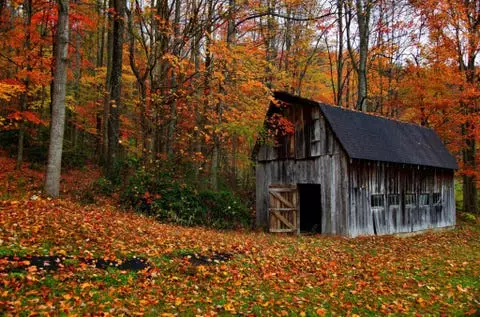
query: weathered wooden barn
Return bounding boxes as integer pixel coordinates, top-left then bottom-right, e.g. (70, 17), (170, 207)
(254, 92), (457, 237)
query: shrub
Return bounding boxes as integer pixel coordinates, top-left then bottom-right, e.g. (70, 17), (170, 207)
(93, 177), (114, 196)
(121, 171), (252, 229)
(459, 212), (478, 224)
(198, 190), (251, 229)
(62, 149), (90, 170)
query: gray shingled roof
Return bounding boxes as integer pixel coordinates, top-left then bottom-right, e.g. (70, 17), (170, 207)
(320, 103), (458, 169)
(271, 91), (458, 169)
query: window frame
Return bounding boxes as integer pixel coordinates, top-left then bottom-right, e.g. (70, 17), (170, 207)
(387, 194), (400, 206)
(419, 193), (430, 206)
(371, 194), (385, 208)
(404, 193), (416, 206)
(432, 193), (442, 205)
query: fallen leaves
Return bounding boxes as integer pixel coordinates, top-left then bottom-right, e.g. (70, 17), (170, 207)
(0, 156), (479, 315)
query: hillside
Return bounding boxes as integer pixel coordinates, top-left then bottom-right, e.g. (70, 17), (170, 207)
(0, 155), (479, 316)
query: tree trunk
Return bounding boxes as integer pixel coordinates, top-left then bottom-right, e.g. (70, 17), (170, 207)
(462, 52), (478, 213)
(166, 0), (182, 157)
(102, 0), (114, 165)
(105, 0), (125, 178)
(191, 0), (203, 180)
(356, 0), (370, 112)
(264, 0), (276, 89)
(45, 0), (69, 197)
(95, 0), (107, 158)
(336, 0), (344, 107)
(462, 135), (477, 213)
(16, 0), (32, 170)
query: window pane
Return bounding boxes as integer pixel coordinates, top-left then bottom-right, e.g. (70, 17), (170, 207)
(388, 194), (399, 206)
(432, 193), (441, 205)
(405, 194), (416, 205)
(371, 194), (384, 207)
(419, 194), (430, 206)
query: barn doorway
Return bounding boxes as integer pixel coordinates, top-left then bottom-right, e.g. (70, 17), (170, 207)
(298, 184), (322, 233)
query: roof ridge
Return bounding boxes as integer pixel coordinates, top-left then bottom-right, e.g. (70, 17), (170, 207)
(318, 103), (433, 131)
(273, 90), (430, 130)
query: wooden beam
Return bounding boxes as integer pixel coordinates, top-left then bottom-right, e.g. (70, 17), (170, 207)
(270, 228), (296, 233)
(271, 210), (296, 229)
(269, 191), (295, 208)
(269, 207), (296, 211)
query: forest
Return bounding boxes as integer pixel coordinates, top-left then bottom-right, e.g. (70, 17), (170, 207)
(0, 0), (478, 212)
(0, 0), (479, 315)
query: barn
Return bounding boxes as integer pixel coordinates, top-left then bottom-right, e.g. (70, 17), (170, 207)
(254, 92), (457, 237)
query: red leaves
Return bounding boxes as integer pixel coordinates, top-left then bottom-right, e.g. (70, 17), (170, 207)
(5, 111), (46, 126)
(0, 154), (479, 315)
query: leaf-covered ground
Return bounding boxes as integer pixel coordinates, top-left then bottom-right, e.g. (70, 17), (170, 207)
(0, 156), (479, 316)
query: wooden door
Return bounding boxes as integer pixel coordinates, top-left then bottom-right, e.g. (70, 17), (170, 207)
(268, 185), (299, 233)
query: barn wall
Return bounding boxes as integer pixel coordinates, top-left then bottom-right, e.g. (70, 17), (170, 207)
(256, 111), (350, 235)
(347, 161), (455, 237)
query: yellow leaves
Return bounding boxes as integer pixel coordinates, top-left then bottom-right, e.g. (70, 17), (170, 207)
(456, 284), (468, 293)
(223, 302), (236, 312)
(0, 157), (479, 316)
(27, 265), (37, 272)
(0, 81), (25, 102)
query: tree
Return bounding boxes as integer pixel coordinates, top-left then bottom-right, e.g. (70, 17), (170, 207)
(44, 0), (69, 197)
(412, 0), (479, 213)
(16, 0), (32, 169)
(105, 0), (125, 178)
(345, 0), (374, 111)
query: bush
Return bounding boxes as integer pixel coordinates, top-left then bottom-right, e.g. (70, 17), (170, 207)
(199, 191), (251, 228)
(459, 212), (478, 224)
(93, 177), (114, 196)
(62, 150), (90, 170)
(121, 171), (252, 229)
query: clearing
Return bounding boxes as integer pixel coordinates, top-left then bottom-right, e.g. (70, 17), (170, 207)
(0, 156), (479, 316)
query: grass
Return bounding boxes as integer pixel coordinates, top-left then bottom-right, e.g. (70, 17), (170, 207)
(0, 154), (479, 315)
(1, 200), (479, 316)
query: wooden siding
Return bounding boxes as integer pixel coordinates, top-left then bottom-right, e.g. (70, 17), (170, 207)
(347, 161), (455, 237)
(256, 111), (350, 235)
(255, 100), (456, 237)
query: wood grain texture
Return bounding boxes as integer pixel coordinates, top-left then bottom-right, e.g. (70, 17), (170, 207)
(255, 101), (456, 237)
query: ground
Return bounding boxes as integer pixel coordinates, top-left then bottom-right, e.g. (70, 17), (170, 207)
(0, 155), (479, 316)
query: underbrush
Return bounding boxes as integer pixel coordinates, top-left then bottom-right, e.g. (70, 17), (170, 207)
(120, 170), (252, 229)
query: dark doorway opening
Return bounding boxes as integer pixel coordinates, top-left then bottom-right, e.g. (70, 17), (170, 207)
(299, 184), (322, 233)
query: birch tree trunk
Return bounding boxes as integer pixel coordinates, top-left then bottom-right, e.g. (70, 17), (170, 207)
(44, 0), (69, 197)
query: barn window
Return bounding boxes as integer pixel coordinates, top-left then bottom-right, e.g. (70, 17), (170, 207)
(432, 193), (441, 205)
(404, 193), (416, 206)
(419, 193), (430, 206)
(388, 194), (399, 206)
(371, 194), (384, 208)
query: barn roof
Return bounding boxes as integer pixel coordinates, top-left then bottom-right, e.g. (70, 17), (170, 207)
(271, 91), (458, 169)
